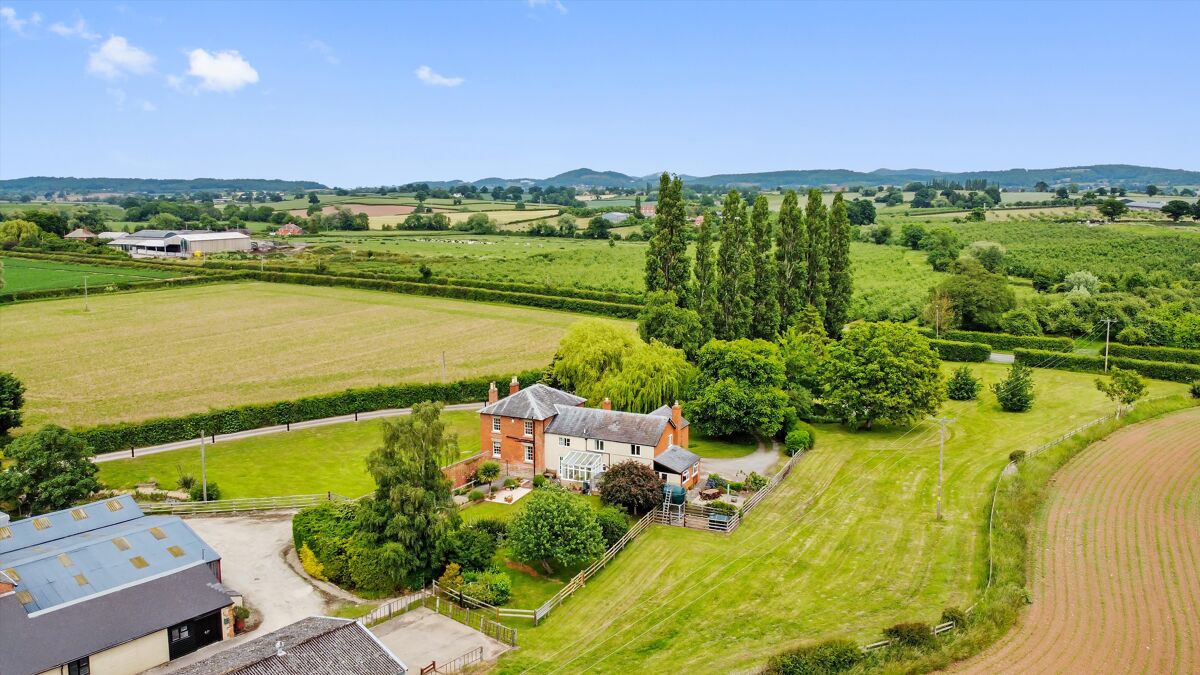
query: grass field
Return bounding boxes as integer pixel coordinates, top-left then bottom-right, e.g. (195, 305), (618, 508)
(1, 282), (628, 429)
(494, 364), (1189, 674)
(367, 208), (560, 230)
(96, 410), (483, 498)
(0, 256), (183, 292)
(688, 434), (757, 458)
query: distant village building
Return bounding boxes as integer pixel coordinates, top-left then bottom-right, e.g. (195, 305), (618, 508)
(600, 212), (630, 224)
(0, 495), (237, 675)
(63, 228), (96, 240)
(274, 222), (305, 236)
(640, 204), (657, 217)
(107, 230), (251, 258)
(1123, 200), (1167, 211)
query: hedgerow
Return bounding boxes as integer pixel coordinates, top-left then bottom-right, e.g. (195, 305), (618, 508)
(79, 370), (542, 454)
(1107, 343), (1200, 366)
(0, 273), (240, 304)
(920, 327), (1072, 353)
(929, 339), (990, 362)
(1013, 349), (1200, 383)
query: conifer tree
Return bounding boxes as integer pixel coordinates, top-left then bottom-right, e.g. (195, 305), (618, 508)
(714, 190), (752, 340)
(824, 192), (853, 336)
(774, 190), (807, 329)
(693, 209), (718, 340)
(643, 173), (691, 305)
(749, 195), (781, 338)
(803, 189), (829, 317)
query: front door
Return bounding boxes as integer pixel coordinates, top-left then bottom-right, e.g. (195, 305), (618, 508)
(168, 610), (223, 659)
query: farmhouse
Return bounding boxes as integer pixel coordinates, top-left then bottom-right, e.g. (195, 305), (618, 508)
(274, 222), (305, 236)
(107, 229), (251, 258)
(640, 204), (657, 217)
(0, 495), (237, 675)
(478, 379), (699, 488)
(64, 228), (97, 240)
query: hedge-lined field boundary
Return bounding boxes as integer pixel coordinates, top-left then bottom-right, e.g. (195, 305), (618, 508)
(1108, 343), (1200, 366)
(1013, 348), (1200, 383)
(920, 328), (1073, 353)
(76, 370), (543, 455)
(929, 339), (991, 362)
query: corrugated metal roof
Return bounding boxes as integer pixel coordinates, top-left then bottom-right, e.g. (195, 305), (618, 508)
(545, 404), (670, 446)
(654, 445), (701, 474)
(0, 494), (141, 556)
(477, 383), (586, 420)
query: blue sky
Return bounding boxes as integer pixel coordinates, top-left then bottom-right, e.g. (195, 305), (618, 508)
(1, 1), (1196, 186)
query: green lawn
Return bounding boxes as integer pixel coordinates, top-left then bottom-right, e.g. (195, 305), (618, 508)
(495, 364), (1189, 673)
(97, 410), (482, 498)
(688, 433), (757, 458)
(0, 255), (182, 293)
(1, 282), (628, 429)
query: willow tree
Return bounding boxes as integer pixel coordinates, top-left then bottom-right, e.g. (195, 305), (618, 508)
(749, 195), (781, 339)
(775, 190), (807, 330)
(550, 320), (636, 397)
(824, 192), (853, 336)
(693, 210), (718, 340)
(594, 341), (697, 414)
(714, 190), (752, 340)
(803, 189), (829, 317)
(644, 173), (691, 305)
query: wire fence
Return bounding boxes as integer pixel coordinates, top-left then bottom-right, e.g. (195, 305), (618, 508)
(138, 492), (353, 514)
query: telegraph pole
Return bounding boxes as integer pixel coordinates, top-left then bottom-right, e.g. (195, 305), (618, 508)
(1101, 318), (1117, 372)
(932, 417), (955, 520)
(83, 273), (90, 312)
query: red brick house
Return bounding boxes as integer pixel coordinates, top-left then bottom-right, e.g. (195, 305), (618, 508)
(274, 223), (304, 236)
(477, 378), (699, 488)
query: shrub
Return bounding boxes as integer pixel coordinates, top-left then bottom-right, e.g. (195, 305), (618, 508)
(1009, 450), (1026, 463)
(999, 308), (1043, 336)
(941, 606), (968, 627)
(599, 460), (664, 514)
(471, 517), (509, 544)
(437, 562), (465, 593)
(468, 489), (485, 502)
(708, 500), (737, 515)
(347, 539), (407, 593)
(445, 524), (497, 572)
(706, 473), (728, 489)
(785, 425), (814, 456)
(503, 477), (519, 489)
(947, 365), (981, 401)
(929, 338), (990, 362)
(175, 468), (196, 492)
(764, 638), (861, 674)
(595, 505), (630, 547)
(299, 542), (327, 581)
(532, 475), (548, 488)
(745, 472), (768, 491)
(462, 569), (512, 605)
(1116, 326), (1149, 345)
(1108, 343), (1200, 366)
(992, 363), (1035, 412)
(884, 621), (934, 648)
(1192, 380), (1200, 399)
(188, 481), (221, 501)
(728, 481), (744, 492)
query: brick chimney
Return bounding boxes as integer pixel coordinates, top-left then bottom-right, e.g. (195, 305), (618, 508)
(488, 382), (498, 404)
(509, 376), (520, 395)
(671, 401), (682, 429)
(601, 397), (612, 410)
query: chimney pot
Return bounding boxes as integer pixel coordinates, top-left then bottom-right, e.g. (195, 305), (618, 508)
(601, 397), (612, 410)
(671, 401), (682, 428)
(509, 376), (520, 395)
(488, 382), (498, 404)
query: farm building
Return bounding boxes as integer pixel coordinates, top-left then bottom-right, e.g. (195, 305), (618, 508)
(478, 379), (699, 488)
(600, 212), (630, 223)
(1123, 200), (1167, 210)
(64, 228), (97, 240)
(107, 230), (251, 258)
(97, 231), (128, 240)
(0, 495), (237, 675)
(274, 222), (305, 236)
(171, 616), (408, 675)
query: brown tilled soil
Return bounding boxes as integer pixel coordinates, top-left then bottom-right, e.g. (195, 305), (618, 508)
(287, 203), (452, 217)
(957, 407), (1200, 674)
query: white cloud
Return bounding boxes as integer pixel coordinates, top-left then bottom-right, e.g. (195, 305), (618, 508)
(184, 48), (259, 92)
(140, 100), (156, 112)
(414, 65), (463, 88)
(50, 17), (100, 40)
(88, 35), (155, 79)
(307, 39), (338, 65)
(527, 0), (567, 14)
(1, 6), (41, 35)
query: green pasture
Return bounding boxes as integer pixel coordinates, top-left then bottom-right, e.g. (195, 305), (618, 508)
(0, 256), (181, 293)
(495, 364), (1188, 673)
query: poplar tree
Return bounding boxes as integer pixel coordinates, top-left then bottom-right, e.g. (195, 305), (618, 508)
(803, 189), (829, 317)
(749, 195), (781, 338)
(644, 173), (691, 305)
(774, 190), (807, 329)
(825, 192), (853, 336)
(715, 190), (752, 340)
(693, 209), (718, 340)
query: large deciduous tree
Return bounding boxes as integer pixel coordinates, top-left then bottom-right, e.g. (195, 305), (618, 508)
(644, 173), (691, 304)
(1096, 198), (1128, 222)
(715, 190), (752, 340)
(593, 341), (697, 414)
(686, 339), (790, 438)
(936, 259), (1017, 331)
(775, 190), (808, 329)
(749, 195), (781, 339)
(508, 487), (604, 572)
(355, 402), (461, 588)
(638, 291), (704, 359)
(0, 425), (100, 516)
(921, 227), (964, 272)
(824, 193), (853, 337)
(803, 189), (829, 314)
(821, 322), (945, 430)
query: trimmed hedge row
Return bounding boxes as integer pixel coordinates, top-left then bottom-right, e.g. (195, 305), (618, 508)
(79, 370), (543, 454)
(920, 328), (1072, 353)
(1013, 349), (1200, 383)
(0, 274), (239, 304)
(7, 249), (218, 273)
(1108, 343), (1200, 366)
(929, 339), (991, 362)
(240, 269), (641, 318)
(199, 259), (643, 305)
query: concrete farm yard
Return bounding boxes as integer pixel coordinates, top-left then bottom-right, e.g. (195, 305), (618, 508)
(0, 281), (628, 429)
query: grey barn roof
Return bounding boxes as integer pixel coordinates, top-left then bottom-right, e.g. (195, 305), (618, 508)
(172, 616), (408, 675)
(545, 404), (670, 447)
(478, 383), (585, 420)
(0, 563), (232, 675)
(654, 445), (701, 474)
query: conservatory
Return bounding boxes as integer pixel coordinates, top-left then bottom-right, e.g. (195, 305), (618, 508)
(558, 450), (605, 483)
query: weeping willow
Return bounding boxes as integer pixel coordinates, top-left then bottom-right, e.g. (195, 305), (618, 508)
(595, 341), (697, 413)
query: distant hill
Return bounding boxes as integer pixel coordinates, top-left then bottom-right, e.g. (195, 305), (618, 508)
(0, 176), (327, 195)
(416, 164), (1200, 190)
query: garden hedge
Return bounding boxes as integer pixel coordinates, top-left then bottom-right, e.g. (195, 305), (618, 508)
(920, 328), (1072, 353)
(929, 339), (990, 362)
(79, 370), (543, 454)
(1013, 349), (1200, 383)
(1108, 343), (1200, 366)
(0, 273), (239, 304)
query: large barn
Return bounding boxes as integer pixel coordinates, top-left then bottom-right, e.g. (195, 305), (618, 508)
(107, 229), (251, 258)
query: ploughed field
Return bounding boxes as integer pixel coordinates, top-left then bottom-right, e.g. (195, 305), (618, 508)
(0, 281), (627, 429)
(956, 407), (1200, 674)
(495, 364), (1189, 674)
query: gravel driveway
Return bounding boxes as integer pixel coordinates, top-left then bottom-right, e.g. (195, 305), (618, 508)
(700, 439), (783, 481)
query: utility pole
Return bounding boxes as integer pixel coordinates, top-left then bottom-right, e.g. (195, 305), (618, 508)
(441, 351), (446, 383)
(931, 417), (955, 520)
(83, 273), (90, 312)
(1101, 318), (1117, 372)
(200, 430), (208, 502)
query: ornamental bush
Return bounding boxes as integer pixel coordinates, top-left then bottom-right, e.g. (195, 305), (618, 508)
(947, 365), (981, 401)
(595, 505), (631, 547)
(599, 460), (664, 514)
(784, 422), (816, 456)
(992, 363), (1036, 412)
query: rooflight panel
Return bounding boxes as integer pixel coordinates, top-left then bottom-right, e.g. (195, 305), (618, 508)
(3, 568), (19, 582)
(112, 536), (131, 551)
(166, 545), (185, 557)
(106, 500), (124, 512)
(32, 517), (52, 530)
(0, 527), (10, 540)
(74, 574), (89, 586)
(149, 527), (167, 540)
(57, 553), (73, 567)
(129, 556), (149, 569)
(70, 508), (89, 521)
(15, 590), (33, 605)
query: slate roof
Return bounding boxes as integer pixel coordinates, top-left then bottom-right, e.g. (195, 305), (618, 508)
(545, 404), (670, 447)
(477, 383), (585, 421)
(0, 563), (232, 675)
(654, 445), (701, 474)
(649, 404), (689, 429)
(172, 616), (408, 675)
